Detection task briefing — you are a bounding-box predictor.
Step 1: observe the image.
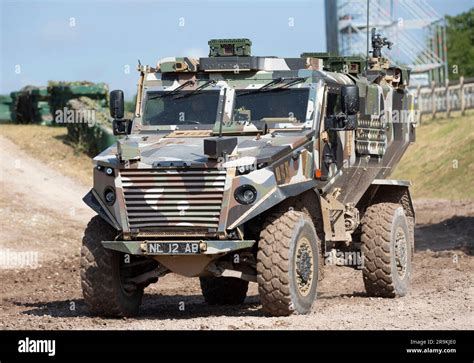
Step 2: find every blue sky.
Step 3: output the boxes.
[0,0,472,99]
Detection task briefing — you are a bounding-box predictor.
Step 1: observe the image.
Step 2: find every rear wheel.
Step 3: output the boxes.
[361,203,413,297]
[80,216,144,317]
[200,277,249,305]
[257,210,319,316]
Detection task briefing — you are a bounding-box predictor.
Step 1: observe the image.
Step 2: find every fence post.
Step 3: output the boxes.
[431,81,436,120]
[416,85,422,124]
[460,76,465,116]
[446,79,450,118]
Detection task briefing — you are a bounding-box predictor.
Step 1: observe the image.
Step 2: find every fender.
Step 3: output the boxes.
[82,189,121,231]
[227,179,318,230]
[370,179,415,219]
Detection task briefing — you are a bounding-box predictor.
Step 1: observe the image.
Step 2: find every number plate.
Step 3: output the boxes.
[146,242,200,255]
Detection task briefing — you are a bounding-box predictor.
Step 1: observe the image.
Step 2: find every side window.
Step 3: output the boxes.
[326,92,341,116]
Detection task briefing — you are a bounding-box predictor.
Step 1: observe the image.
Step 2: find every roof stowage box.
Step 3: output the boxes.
[208,39,252,57]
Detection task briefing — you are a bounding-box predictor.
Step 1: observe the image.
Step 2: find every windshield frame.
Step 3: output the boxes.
[133,78,319,134]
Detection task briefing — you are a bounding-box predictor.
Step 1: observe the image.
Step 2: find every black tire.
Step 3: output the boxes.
[257,210,319,316]
[200,277,249,305]
[278,193,325,281]
[361,203,413,297]
[80,216,144,317]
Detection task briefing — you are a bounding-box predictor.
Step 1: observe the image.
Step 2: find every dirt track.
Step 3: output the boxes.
[0,135,472,330]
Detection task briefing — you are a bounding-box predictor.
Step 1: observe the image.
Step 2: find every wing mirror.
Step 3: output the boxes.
[110,90,131,136]
[110,90,125,119]
[324,85,359,131]
[324,84,359,131]
[341,85,359,115]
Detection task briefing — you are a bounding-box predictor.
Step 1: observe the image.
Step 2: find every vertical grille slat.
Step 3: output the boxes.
[120,168,226,230]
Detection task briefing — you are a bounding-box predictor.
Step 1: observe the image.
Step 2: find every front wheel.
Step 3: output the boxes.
[257,210,319,316]
[80,216,144,317]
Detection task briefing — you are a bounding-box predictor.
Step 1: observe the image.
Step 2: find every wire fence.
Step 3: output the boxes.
[413,76,474,120]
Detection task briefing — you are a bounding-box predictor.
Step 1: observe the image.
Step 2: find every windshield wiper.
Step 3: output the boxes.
[148,80,195,99]
[237,77,308,96]
[237,78,284,97]
[272,77,308,90]
[172,80,217,99]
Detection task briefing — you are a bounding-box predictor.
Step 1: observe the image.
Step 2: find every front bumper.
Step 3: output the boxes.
[102,240,255,256]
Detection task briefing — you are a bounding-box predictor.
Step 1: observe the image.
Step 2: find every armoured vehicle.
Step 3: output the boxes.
[81,31,416,317]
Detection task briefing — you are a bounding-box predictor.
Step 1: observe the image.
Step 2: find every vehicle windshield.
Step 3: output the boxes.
[232,88,309,125]
[142,90,220,126]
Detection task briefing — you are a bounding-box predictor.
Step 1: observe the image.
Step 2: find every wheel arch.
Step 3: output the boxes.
[276,188,325,242]
[243,188,325,243]
[357,180,415,221]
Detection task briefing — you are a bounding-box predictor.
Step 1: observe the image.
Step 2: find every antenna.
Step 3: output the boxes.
[366,0,370,69]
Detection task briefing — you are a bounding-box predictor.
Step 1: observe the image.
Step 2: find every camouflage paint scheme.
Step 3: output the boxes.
[83,39,415,277]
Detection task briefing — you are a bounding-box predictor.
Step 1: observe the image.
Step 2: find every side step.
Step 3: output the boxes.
[320,189,359,242]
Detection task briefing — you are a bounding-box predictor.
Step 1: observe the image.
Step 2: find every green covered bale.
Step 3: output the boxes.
[11,86,53,124]
[8,81,113,154]
[0,105,12,122]
[9,92,19,123]
[0,95,13,103]
[0,95,13,122]
[48,81,109,127]
[64,96,116,155]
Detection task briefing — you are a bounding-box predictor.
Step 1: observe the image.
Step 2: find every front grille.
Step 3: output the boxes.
[120,168,226,230]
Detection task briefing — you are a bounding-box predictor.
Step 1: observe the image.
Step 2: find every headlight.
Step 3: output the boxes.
[234,185,257,205]
[222,156,257,175]
[96,165,115,177]
[237,164,256,175]
[104,187,116,205]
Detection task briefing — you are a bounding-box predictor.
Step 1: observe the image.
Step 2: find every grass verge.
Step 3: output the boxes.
[392,112,474,199]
